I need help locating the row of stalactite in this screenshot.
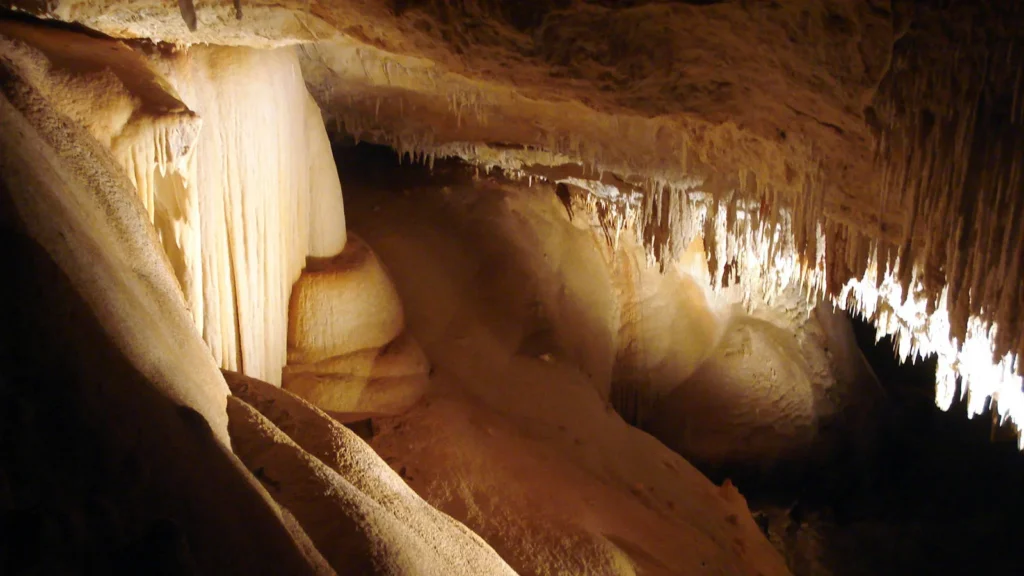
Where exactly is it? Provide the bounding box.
[304,0,1024,438]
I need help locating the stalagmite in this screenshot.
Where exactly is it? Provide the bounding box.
[283,234,430,418]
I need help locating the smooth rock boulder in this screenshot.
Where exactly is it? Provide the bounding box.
[285,234,429,419]
[288,234,405,364]
[284,331,430,421]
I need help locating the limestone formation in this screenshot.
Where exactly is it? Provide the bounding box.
[287,234,405,365]
[17,0,1017,433]
[151,45,348,384]
[340,158,873,575]
[0,24,348,385]
[0,48,332,574]
[4,2,1024,574]
[283,331,431,421]
[283,233,430,419]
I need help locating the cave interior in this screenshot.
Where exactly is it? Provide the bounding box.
[1,1,1023,575]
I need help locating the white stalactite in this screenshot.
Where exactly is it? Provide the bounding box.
[141,46,348,384]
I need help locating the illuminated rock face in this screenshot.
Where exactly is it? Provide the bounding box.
[29,0,1020,436]
[153,45,347,384]
[0,42,337,573]
[4,2,1024,573]
[0,19,206,328]
[339,157,872,574]
[283,234,430,419]
[0,26,508,575]
[0,26,349,385]
[7,0,1024,433]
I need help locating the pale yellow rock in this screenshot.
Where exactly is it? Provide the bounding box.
[0,20,206,331]
[284,372,429,422]
[150,45,348,384]
[284,332,430,420]
[286,332,430,379]
[287,234,405,366]
[610,235,730,422]
[0,28,349,386]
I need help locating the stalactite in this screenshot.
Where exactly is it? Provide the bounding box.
[301,1,1024,443]
[111,115,205,331]
[841,1,1024,443]
[149,46,348,385]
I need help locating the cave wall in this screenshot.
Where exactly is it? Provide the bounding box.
[0,24,519,575]
[0,47,334,574]
[338,153,795,576]
[338,149,877,550]
[11,0,1020,430]
[1,20,350,384]
[0,12,902,573]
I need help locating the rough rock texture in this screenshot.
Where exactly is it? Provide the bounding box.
[0,18,205,327]
[0,49,332,574]
[283,233,430,418]
[10,0,889,213]
[223,370,516,575]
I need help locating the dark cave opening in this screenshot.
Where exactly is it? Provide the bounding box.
[735,313,1024,576]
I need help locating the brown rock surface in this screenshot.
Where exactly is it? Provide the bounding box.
[340,155,807,575]
[13,0,1021,391]
[223,370,517,575]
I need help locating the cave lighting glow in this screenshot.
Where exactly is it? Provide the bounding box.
[683,188,1024,449]
[839,256,1023,448]
[503,169,1023,448]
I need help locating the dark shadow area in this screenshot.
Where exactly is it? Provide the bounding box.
[331,139,467,192]
[0,159,323,576]
[739,314,1024,576]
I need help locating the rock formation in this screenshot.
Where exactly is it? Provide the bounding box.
[223,370,516,575]
[284,233,430,420]
[3,1,1024,574]
[0,43,333,573]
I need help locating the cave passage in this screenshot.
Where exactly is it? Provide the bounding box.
[333,142,1024,576]
[739,315,1024,576]
[5,6,1024,574]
